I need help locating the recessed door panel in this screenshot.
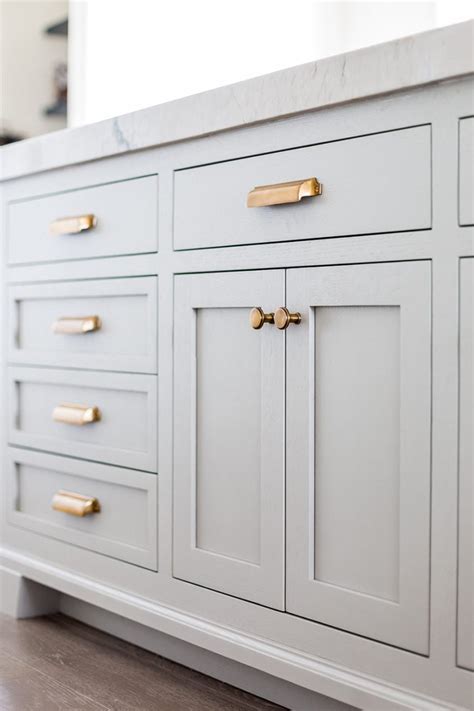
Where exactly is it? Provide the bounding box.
[173,270,285,609]
[286,262,431,653]
[457,257,474,670]
[313,305,401,602]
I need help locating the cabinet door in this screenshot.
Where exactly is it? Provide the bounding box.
[286,262,431,653]
[458,258,473,670]
[173,270,285,609]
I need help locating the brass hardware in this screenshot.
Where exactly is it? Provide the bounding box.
[49,214,97,235]
[250,307,275,330]
[52,490,101,517]
[247,177,322,208]
[53,316,101,335]
[53,403,101,426]
[274,307,302,330]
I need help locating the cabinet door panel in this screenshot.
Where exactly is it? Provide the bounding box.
[173,270,285,609]
[286,262,431,653]
[457,257,473,670]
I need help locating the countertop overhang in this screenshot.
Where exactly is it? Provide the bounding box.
[1,19,473,182]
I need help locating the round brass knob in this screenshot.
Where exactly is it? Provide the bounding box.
[274,307,301,330]
[250,307,274,330]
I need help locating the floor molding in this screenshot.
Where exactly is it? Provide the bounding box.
[60,594,352,711]
[0,548,457,711]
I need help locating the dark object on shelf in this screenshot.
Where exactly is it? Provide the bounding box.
[43,62,68,118]
[44,99,67,116]
[0,132,23,145]
[45,18,68,36]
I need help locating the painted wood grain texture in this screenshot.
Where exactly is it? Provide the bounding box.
[8,277,158,374]
[286,261,431,654]
[7,175,159,265]
[8,367,158,472]
[173,270,285,609]
[7,449,158,570]
[459,117,474,226]
[457,258,474,671]
[0,613,285,711]
[174,125,431,250]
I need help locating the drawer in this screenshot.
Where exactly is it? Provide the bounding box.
[174,125,431,250]
[7,448,157,569]
[7,175,158,265]
[8,277,157,373]
[459,117,474,226]
[8,367,157,472]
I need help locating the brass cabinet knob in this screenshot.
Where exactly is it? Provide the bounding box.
[250,307,275,330]
[274,307,301,330]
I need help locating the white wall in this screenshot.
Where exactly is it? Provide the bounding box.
[69,0,473,127]
[0,0,68,139]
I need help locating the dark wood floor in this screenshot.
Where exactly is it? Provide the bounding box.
[0,613,287,711]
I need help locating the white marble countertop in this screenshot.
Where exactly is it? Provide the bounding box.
[1,20,473,182]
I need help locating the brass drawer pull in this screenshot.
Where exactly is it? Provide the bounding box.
[49,214,97,235]
[274,307,301,330]
[53,316,101,335]
[247,177,322,208]
[250,307,274,329]
[52,490,101,517]
[53,403,101,426]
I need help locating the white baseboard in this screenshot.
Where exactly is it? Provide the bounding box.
[0,548,456,711]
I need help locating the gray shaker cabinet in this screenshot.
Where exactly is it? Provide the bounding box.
[173,261,432,657]
[173,270,286,609]
[286,261,431,654]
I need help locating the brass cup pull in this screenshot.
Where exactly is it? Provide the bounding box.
[250,307,275,330]
[52,490,100,517]
[53,316,101,335]
[274,307,302,330]
[53,403,101,426]
[247,177,322,208]
[49,214,97,235]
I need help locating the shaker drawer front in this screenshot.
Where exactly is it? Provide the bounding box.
[174,125,431,250]
[459,117,474,226]
[8,368,157,471]
[7,448,157,569]
[9,277,157,373]
[8,175,158,265]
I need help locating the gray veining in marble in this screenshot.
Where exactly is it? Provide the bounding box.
[0,20,473,182]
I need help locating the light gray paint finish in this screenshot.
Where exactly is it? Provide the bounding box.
[8,367,158,472]
[196,308,262,565]
[286,261,431,654]
[8,277,157,373]
[457,258,474,671]
[7,448,157,570]
[313,305,401,602]
[173,270,285,609]
[1,76,473,711]
[0,566,59,618]
[459,117,474,226]
[174,125,431,250]
[7,175,158,265]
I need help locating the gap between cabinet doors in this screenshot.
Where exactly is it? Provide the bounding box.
[172,261,431,656]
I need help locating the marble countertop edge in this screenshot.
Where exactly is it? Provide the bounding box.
[1,20,473,182]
